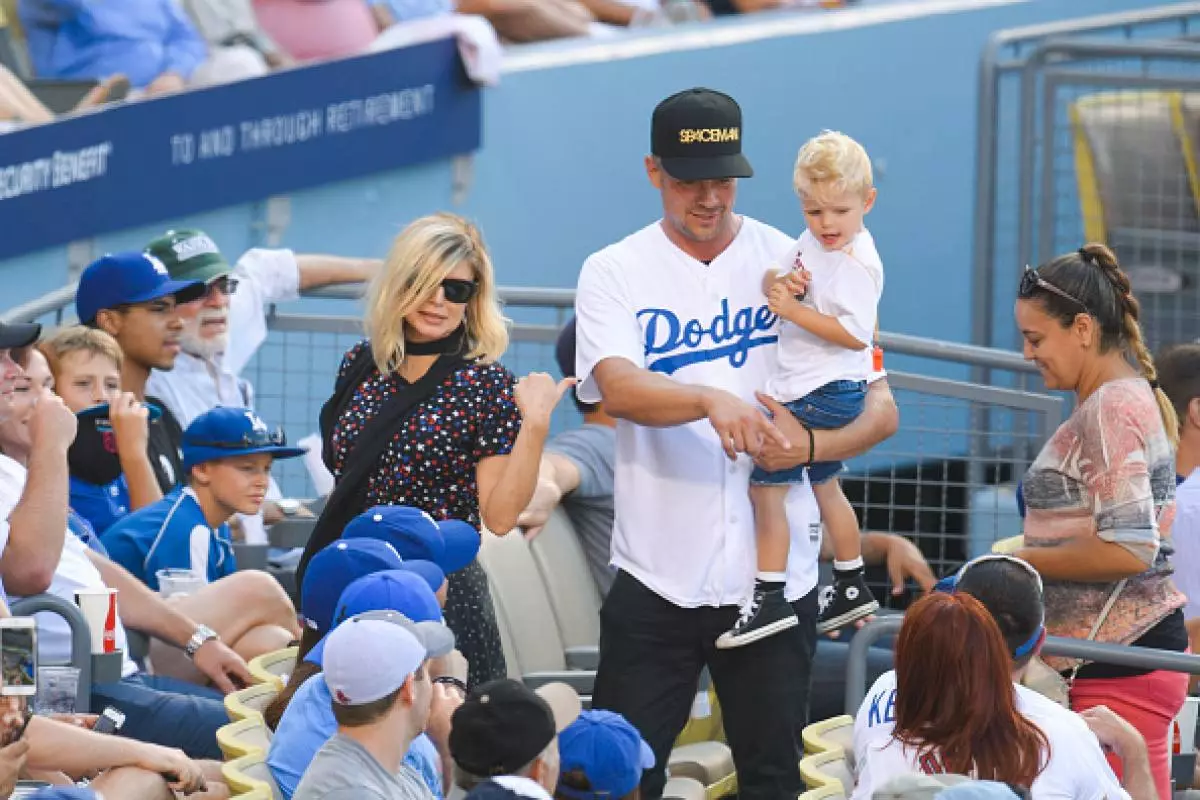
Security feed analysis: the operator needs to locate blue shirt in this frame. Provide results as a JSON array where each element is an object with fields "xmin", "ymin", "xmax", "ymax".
[
  {"xmin": 268, "ymin": 673, "xmax": 443, "ymax": 799},
  {"xmin": 19, "ymin": 0, "xmax": 208, "ymax": 87},
  {"xmin": 70, "ymin": 476, "xmax": 131, "ymax": 536},
  {"xmin": 100, "ymin": 487, "xmax": 235, "ymax": 591}
]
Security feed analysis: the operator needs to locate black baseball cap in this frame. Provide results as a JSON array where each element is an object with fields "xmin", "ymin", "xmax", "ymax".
[
  {"xmin": 651, "ymin": 88, "xmax": 753, "ymax": 181},
  {"xmin": 449, "ymin": 680, "xmax": 581, "ymax": 776},
  {"xmin": 554, "ymin": 317, "xmax": 576, "ymax": 380},
  {"xmin": 0, "ymin": 322, "xmax": 40, "ymax": 350}
]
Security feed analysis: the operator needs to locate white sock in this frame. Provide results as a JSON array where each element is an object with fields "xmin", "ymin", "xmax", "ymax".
[
  {"xmin": 833, "ymin": 557, "xmax": 864, "ymax": 572},
  {"xmin": 756, "ymin": 571, "xmax": 787, "ymax": 583}
]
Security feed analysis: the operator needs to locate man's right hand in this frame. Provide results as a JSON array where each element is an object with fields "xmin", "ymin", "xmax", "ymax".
[
  {"xmin": 702, "ymin": 388, "xmax": 789, "ymax": 461},
  {"xmin": 108, "ymin": 392, "xmax": 150, "ymax": 457},
  {"xmin": 29, "ymin": 391, "xmax": 77, "ymax": 453}
]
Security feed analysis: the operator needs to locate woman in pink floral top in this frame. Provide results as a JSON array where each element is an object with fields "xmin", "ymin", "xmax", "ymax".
[{"xmin": 1014, "ymin": 243, "xmax": 1185, "ymax": 800}]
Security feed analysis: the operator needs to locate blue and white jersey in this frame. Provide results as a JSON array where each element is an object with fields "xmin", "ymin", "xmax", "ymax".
[
  {"xmin": 575, "ymin": 218, "xmax": 831, "ymax": 608},
  {"xmin": 70, "ymin": 475, "xmax": 131, "ymax": 536},
  {"xmin": 100, "ymin": 486, "xmax": 235, "ymax": 591}
]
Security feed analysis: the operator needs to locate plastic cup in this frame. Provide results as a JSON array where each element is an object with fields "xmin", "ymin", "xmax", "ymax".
[
  {"xmin": 74, "ymin": 588, "xmax": 118, "ymax": 654},
  {"xmin": 34, "ymin": 666, "xmax": 78, "ymax": 715},
  {"xmin": 156, "ymin": 568, "xmax": 206, "ymax": 599}
]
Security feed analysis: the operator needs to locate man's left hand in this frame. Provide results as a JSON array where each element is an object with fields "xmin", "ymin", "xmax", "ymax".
[
  {"xmin": 192, "ymin": 640, "xmax": 253, "ymax": 694},
  {"xmin": 752, "ymin": 393, "xmax": 810, "ymax": 471}
]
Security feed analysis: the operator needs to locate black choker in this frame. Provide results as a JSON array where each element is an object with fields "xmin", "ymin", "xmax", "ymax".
[{"xmin": 406, "ymin": 325, "xmax": 467, "ymax": 356}]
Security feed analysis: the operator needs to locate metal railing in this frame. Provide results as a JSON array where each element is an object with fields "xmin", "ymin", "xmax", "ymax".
[
  {"xmin": 3, "ymin": 281, "xmax": 1064, "ymax": 587},
  {"xmin": 845, "ymin": 615, "xmax": 1200, "ymax": 715},
  {"xmin": 972, "ymin": 3, "xmax": 1200, "ymax": 362}
]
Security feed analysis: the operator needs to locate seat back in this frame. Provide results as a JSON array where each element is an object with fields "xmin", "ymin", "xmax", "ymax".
[
  {"xmin": 802, "ymin": 714, "xmax": 855, "ymax": 763},
  {"xmin": 478, "ymin": 531, "xmax": 568, "ymax": 674},
  {"xmin": 222, "ymin": 753, "xmax": 283, "ymax": 800},
  {"xmin": 527, "ymin": 508, "xmax": 601, "ymax": 649},
  {"xmin": 248, "ymin": 646, "xmax": 298, "ymax": 691},
  {"xmin": 799, "ymin": 749, "xmax": 850, "ymax": 792},
  {"xmin": 224, "ymin": 682, "xmax": 280, "ymax": 724},
  {"xmin": 0, "ymin": 0, "xmax": 31, "ymax": 79},
  {"xmin": 217, "ymin": 718, "xmax": 273, "ymax": 761},
  {"xmin": 797, "ymin": 785, "xmax": 846, "ymax": 800}
]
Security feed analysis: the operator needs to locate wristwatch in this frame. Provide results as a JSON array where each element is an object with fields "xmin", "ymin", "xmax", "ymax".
[{"xmin": 185, "ymin": 625, "xmax": 220, "ymax": 660}]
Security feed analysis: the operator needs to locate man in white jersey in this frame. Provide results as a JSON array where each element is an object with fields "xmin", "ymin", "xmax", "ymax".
[
  {"xmin": 574, "ymin": 87, "xmax": 899, "ymax": 799},
  {"xmin": 853, "ymin": 555, "xmax": 1153, "ymax": 800}
]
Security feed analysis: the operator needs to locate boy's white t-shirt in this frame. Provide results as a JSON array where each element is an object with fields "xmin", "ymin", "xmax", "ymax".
[
  {"xmin": 766, "ymin": 228, "xmax": 883, "ymax": 403},
  {"xmin": 851, "ymin": 670, "xmax": 1129, "ymax": 800}
]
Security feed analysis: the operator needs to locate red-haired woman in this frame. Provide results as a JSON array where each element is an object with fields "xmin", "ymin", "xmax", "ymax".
[{"xmin": 851, "ymin": 593, "xmax": 1048, "ymax": 799}]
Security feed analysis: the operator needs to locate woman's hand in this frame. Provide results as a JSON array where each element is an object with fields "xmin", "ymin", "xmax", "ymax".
[{"xmin": 515, "ymin": 373, "xmax": 576, "ymax": 428}]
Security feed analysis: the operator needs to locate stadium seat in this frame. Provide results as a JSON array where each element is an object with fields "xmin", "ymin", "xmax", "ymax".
[
  {"xmin": 798, "ymin": 785, "xmax": 847, "ymax": 800},
  {"xmin": 526, "ymin": 508, "xmax": 602, "ymax": 651},
  {"xmin": 668, "ymin": 741, "xmax": 737, "ymax": 798},
  {"xmin": 990, "ymin": 535, "xmax": 1024, "ymax": 555},
  {"xmin": 663, "ymin": 776, "xmax": 708, "ymax": 800},
  {"xmin": 232, "ymin": 787, "xmax": 273, "ymax": 800},
  {"xmin": 225, "ymin": 682, "xmax": 281, "ymax": 724},
  {"xmin": 247, "ymin": 646, "xmax": 297, "ymax": 691},
  {"xmin": 477, "ymin": 530, "xmax": 595, "ymax": 696},
  {"xmin": 222, "ymin": 752, "xmax": 283, "ymax": 799},
  {"xmin": 217, "ymin": 717, "xmax": 273, "ymax": 761},
  {"xmin": 800, "ymin": 748, "xmax": 853, "ymax": 793},
  {"xmin": 802, "ymin": 715, "xmax": 855, "ymax": 763}
]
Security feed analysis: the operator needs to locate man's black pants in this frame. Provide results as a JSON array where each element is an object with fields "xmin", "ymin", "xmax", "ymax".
[{"xmin": 592, "ymin": 570, "xmax": 817, "ymax": 800}]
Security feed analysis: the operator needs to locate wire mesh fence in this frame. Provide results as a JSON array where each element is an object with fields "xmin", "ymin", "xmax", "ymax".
[{"xmin": 973, "ymin": 3, "xmax": 1200, "ymax": 357}]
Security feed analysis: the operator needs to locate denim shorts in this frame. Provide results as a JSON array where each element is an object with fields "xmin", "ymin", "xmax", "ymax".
[{"xmin": 751, "ymin": 379, "xmax": 867, "ymax": 486}]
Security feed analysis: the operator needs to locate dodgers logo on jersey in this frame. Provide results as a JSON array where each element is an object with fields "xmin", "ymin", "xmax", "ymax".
[{"xmin": 639, "ymin": 299, "xmax": 776, "ymax": 375}]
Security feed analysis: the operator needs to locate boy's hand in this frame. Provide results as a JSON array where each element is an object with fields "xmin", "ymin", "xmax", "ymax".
[
  {"xmin": 767, "ymin": 282, "xmax": 804, "ymax": 318},
  {"xmin": 782, "ymin": 267, "xmax": 811, "ymax": 299}
]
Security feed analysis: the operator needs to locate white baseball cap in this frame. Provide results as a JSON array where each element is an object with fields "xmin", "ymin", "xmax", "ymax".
[{"xmin": 323, "ymin": 611, "xmax": 455, "ymax": 707}]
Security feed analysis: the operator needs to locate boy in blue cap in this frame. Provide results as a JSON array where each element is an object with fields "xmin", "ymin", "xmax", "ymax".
[
  {"xmin": 271, "ymin": 571, "xmax": 460, "ymax": 799},
  {"xmin": 556, "ymin": 710, "xmax": 656, "ymax": 800},
  {"xmin": 101, "ymin": 405, "xmax": 304, "ymax": 591},
  {"xmin": 77, "ymin": 251, "xmax": 206, "ymax": 493}
]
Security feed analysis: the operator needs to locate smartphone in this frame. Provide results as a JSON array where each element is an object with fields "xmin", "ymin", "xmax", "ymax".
[
  {"xmin": 92, "ymin": 706, "xmax": 125, "ymax": 735},
  {"xmin": 0, "ymin": 619, "xmax": 36, "ymax": 697}
]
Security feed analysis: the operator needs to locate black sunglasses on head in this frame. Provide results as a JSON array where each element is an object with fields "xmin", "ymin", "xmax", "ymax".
[
  {"xmin": 1018, "ymin": 266, "xmax": 1090, "ymax": 314},
  {"xmin": 440, "ymin": 278, "xmax": 478, "ymax": 304}
]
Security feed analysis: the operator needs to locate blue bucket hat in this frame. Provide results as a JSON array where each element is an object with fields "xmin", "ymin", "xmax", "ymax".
[
  {"xmin": 181, "ymin": 406, "xmax": 305, "ymax": 471},
  {"xmin": 558, "ymin": 710, "xmax": 656, "ymax": 799},
  {"xmin": 307, "ymin": 569, "xmax": 445, "ymax": 667},
  {"xmin": 76, "ymin": 251, "xmax": 205, "ymax": 325},
  {"xmin": 299, "ymin": 539, "xmax": 405, "ymax": 634},
  {"xmin": 343, "ymin": 505, "xmax": 480, "ymax": 575}
]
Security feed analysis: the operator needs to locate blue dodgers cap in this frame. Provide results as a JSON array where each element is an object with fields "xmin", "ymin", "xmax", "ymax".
[
  {"xmin": 558, "ymin": 710, "xmax": 656, "ymax": 799},
  {"xmin": 181, "ymin": 406, "xmax": 306, "ymax": 471},
  {"xmin": 300, "ymin": 539, "xmax": 405, "ymax": 634},
  {"xmin": 75, "ymin": 251, "xmax": 206, "ymax": 324},
  {"xmin": 308, "ymin": 569, "xmax": 445, "ymax": 667},
  {"xmin": 343, "ymin": 505, "xmax": 480, "ymax": 575},
  {"xmin": 399, "ymin": 559, "xmax": 446, "ymax": 595}
]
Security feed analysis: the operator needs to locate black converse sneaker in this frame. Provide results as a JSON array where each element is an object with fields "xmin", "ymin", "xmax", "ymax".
[
  {"xmin": 816, "ymin": 574, "xmax": 879, "ymax": 634},
  {"xmin": 716, "ymin": 588, "xmax": 799, "ymax": 649}
]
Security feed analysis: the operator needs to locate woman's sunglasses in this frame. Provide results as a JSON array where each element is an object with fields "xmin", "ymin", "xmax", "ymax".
[
  {"xmin": 1018, "ymin": 266, "xmax": 1089, "ymax": 314},
  {"xmin": 441, "ymin": 278, "xmax": 478, "ymax": 304}
]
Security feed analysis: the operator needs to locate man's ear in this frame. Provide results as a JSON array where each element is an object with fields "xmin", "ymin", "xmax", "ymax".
[
  {"xmin": 1189, "ymin": 397, "xmax": 1200, "ymax": 431},
  {"xmin": 93, "ymin": 309, "xmax": 122, "ymax": 338},
  {"xmin": 645, "ymin": 155, "xmax": 663, "ymax": 190}
]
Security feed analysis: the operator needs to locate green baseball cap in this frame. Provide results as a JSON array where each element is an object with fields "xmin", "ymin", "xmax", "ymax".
[{"xmin": 145, "ymin": 229, "xmax": 232, "ymax": 284}]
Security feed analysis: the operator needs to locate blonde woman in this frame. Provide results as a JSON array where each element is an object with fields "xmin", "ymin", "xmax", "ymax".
[{"xmin": 297, "ymin": 213, "xmax": 572, "ymax": 685}]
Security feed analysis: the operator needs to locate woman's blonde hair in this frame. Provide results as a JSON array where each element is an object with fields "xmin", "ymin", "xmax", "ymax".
[
  {"xmin": 37, "ymin": 325, "xmax": 123, "ymax": 381},
  {"xmin": 365, "ymin": 213, "xmax": 508, "ymax": 374}
]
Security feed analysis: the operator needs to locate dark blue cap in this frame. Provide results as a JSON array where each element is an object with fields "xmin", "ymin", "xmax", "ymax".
[
  {"xmin": 343, "ymin": 505, "xmax": 479, "ymax": 575},
  {"xmin": 307, "ymin": 569, "xmax": 444, "ymax": 666},
  {"xmin": 300, "ymin": 539, "xmax": 405, "ymax": 633},
  {"xmin": 76, "ymin": 251, "xmax": 205, "ymax": 324},
  {"xmin": 558, "ymin": 710, "xmax": 656, "ymax": 799},
  {"xmin": 181, "ymin": 406, "xmax": 305, "ymax": 471},
  {"xmin": 399, "ymin": 559, "xmax": 446, "ymax": 595}
]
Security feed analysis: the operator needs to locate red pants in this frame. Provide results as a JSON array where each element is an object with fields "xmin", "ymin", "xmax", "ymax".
[{"xmin": 1071, "ymin": 669, "xmax": 1189, "ymax": 800}]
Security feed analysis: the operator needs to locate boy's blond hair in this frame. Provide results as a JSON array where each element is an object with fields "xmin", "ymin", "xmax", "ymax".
[
  {"xmin": 793, "ymin": 130, "xmax": 873, "ymax": 199},
  {"xmin": 38, "ymin": 325, "xmax": 123, "ymax": 381}
]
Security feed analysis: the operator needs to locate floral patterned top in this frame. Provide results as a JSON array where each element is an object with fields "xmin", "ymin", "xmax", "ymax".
[
  {"xmin": 1023, "ymin": 377, "xmax": 1186, "ymax": 673},
  {"xmin": 329, "ymin": 340, "xmax": 520, "ymax": 528}
]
